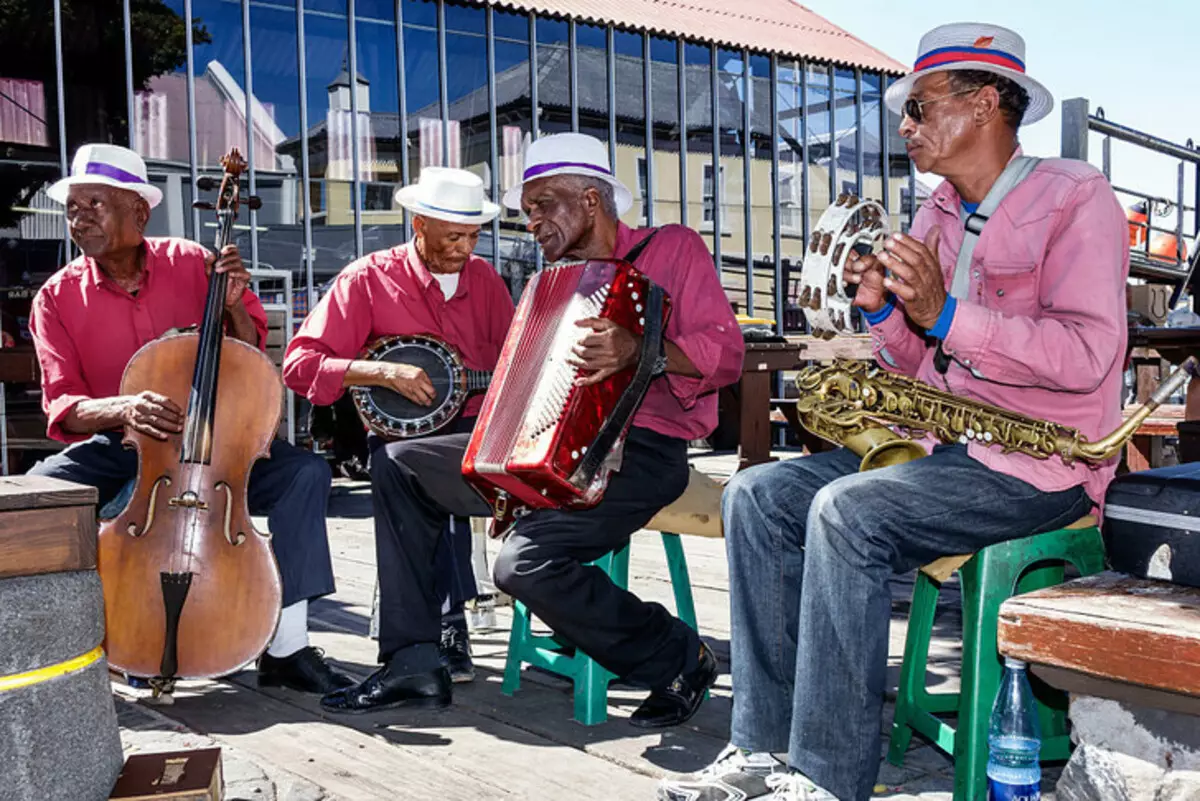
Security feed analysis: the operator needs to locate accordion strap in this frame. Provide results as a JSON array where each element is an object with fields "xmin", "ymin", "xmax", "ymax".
[{"xmin": 571, "ymin": 229, "xmax": 666, "ymax": 487}]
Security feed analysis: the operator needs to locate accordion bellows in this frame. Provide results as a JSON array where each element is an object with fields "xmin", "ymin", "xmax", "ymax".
[{"xmin": 462, "ymin": 259, "xmax": 670, "ymax": 513}]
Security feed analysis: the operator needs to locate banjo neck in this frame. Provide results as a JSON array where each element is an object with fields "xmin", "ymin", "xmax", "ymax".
[{"xmin": 465, "ymin": 369, "xmax": 492, "ymax": 393}]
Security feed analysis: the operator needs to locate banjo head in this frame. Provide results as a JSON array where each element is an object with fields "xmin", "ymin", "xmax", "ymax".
[{"xmin": 350, "ymin": 334, "xmax": 468, "ymax": 439}]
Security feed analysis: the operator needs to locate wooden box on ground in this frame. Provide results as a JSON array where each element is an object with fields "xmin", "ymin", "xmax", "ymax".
[
  {"xmin": 109, "ymin": 748, "xmax": 223, "ymax": 801},
  {"xmin": 0, "ymin": 474, "xmax": 124, "ymax": 801},
  {"xmin": 998, "ymin": 571, "xmax": 1200, "ymax": 800}
]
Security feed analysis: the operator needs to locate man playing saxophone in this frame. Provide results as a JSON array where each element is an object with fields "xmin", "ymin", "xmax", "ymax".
[{"xmin": 659, "ymin": 22, "xmax": 1128, "ymax": 801}]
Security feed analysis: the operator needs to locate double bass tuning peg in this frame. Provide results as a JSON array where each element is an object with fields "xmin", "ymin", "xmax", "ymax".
[
  {"xmin": 195, "ymin": 176, "xmax": 217, "ymax": 192},
  {"xmin": 246, "ymin": 196, "xmax": 263, "ymax": 211},
  {"xmin": 192, "ymin": 200, "xmax": 216, "ymax": 211}
]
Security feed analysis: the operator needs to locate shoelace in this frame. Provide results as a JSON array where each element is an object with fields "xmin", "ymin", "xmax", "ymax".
[{"xmin": 764, "ymin": 773, "xmax": 831, "ymax": 800}]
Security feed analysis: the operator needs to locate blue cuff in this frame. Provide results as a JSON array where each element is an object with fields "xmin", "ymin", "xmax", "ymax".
[
  {"xmin": 926, "ymin": 296, "xmax": 958, "ymax": 340},
  {"xmin": 862, "ymin": 299, "xmax": 896, "ymax": 326}
]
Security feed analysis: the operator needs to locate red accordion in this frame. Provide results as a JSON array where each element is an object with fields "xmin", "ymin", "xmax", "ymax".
[{"xmin": 461, "ymin": 259, "xmax": 670, "ymax": 529}]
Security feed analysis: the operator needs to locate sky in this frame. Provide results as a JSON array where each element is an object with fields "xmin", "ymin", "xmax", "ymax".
[{"xmin": 803, "ymin": 0, "xmax": 1198, "ymax": 226}]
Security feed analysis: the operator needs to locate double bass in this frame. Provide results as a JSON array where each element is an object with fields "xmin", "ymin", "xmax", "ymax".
[{"xmin": 97, "ymin": 149, "xmax": 283, "ymax": 695}]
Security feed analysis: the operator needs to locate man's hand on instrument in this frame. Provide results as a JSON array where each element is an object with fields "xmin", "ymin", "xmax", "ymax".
[
  {"xmin": 380, "ymin": 362, "xmax": 437, "ymax": 407},
  {"xmin": 121, "ymin": 391, "xmax": 185, "ymax": 441},
  {"xmin": 571, "ymin": 317, "xmax": 640, "ymax": 386},
  {"xmin": 206, "ymin": 244, "xmax": 251, "ymax": 312},
  {"xmin": 878, "ymin": 227, "xmax": 946, "ymax": 330},
  {"xmin": 843, "ymin": 249, "xmax": 889, "ymax": 313}
]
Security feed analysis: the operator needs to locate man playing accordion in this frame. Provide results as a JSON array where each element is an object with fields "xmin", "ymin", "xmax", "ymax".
[{"xmin": 660, "ymin": 22, "xmax": 1129, "ymax": 801}]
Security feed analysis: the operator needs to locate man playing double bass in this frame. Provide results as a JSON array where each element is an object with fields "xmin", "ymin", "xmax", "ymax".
[{"xmin": 26, "ymin": 144, "xmax": 351, "ymax": 695}]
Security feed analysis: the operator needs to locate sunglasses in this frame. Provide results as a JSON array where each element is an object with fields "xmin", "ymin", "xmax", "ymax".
[{"xmin": 902, "ymin": 87, "xmax": 980, "ymax": 124}]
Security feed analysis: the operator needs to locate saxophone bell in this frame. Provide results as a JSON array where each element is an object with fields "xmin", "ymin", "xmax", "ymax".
[{"xmin": 846, "ymin": 427, "xmax": 928, "ymax": 471}]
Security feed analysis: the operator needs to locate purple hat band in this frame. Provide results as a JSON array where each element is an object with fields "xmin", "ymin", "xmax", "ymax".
[
  {"xmin": 83, "ymin": 161, "xmax": 147, "ymax": 185},
  {"xmin": 522, "ymin": 160, "xmax": 613, "ymax": 181}
]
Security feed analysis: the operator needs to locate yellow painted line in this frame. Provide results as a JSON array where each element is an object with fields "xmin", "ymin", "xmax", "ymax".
[{"xmin": 0, "ymin": 645, "xmax": 104, "ymax": 693}]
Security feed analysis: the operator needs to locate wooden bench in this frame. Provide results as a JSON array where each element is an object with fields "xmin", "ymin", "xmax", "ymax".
[
  {"xmin": 997, "ymin": 572, "xmax": 1200, "ymax": 798},
  {"xmin": 1124, "ymin": 402, "xmax": 1184, "ymax": 472}
]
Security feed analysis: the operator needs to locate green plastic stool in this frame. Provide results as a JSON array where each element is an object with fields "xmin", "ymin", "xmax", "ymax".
[
  {"xmin": 886, "ymin": 520, "xmax": 1107, "ymax": 801},
  {"xmin": 501, "ymin": 532, "xmax": 700, "ymax": 725}
]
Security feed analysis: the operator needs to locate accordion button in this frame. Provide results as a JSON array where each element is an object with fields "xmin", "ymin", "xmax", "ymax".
[
  {"xmin": 632, "ymin": 291, "xmax": 640, "ymax": 300},
  {"xmin": 636, "ymin": 304, "xmax": 643, "ymax": 312},
  {"xmin": 572, "ymin": 450, "xmax": 579, "ymax": 459},
  {"xmin": 639, "ymin": 318, "xmax": 645, "ymax": 326}
]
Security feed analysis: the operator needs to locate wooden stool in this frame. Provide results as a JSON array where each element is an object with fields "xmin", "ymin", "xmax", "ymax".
[
  {"xmin": 500, "ymin": 465, "xmax": 723, "ymax": 725},
  {"xmin": 886, "ymin": 517, "xmax": 1107, "ymax": 801}
]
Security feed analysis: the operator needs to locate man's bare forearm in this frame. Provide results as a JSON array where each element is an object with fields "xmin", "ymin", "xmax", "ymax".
[
  {"xmin": 342, "ymin": 360, "xmax": 389, "ymax": 387},
  {"xmin": 62, "ymin": 397, "xmax": 126, "ymax": 435}
]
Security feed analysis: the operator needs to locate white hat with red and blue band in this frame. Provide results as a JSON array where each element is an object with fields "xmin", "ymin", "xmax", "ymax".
[{"xmin": 884, "ymin": 22, "xmax": 1053, "ymax": 126}]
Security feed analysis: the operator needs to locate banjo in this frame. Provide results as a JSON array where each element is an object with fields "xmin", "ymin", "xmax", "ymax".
[{"xmin": 350, "ymin": 334, "xmax": 491, "ymax": 440}]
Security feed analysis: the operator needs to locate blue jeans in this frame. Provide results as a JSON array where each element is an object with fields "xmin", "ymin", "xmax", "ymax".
[{"xmin": 722, "ymin": 444, "xmax": 1092, "ymax": 801}]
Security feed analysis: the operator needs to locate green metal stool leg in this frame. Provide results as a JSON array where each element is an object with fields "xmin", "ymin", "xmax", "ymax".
[
  {"xmin": 502, "ymin": 600, "xmax": 533, "ymax": 696},
  {"xmin": 888, "ymin": 569, "xmax": 942, "ymax": 766},
  {"xmin": 661, "ymin": 533, "xmax": 698, "ymax": 630}
]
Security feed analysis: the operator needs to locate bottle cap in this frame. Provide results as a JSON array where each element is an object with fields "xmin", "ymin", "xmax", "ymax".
[{"xmin": 1004, "ymin": 656, "xmax": 1027, "ymax": 669}]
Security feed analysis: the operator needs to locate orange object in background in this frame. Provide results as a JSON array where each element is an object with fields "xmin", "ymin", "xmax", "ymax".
[{"xmin": 1126, "ymin": 202, "xmax": 1189, "ymax": 263}]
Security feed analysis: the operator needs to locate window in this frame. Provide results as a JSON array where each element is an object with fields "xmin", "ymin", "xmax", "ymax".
[
  {"xmin": 637, "ymin": 157, "xmax": 648, "ymax": 225},
  {"xmin": 362, "ymin": 182, "xmax": 394, "ymax": 212},
  {"xmin": 703, "ymin": 163, "xmax": 725, "ymax": 229},
  {"xmin": 779, "ymin": 172, "xmax": 802, "ymax": 234},
  {"xmin": 0, "ymin": 78, "xmax": 49, "ymax": 146}
]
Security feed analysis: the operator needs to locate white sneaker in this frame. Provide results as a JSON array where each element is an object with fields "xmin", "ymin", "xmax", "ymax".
[
  {"xmin": 763, "ymin": 772, "xmax": 838, "ymax": 801},
  {"xmin": 657, "ymin": 743, "xmax": 787, "ymax": 801}
]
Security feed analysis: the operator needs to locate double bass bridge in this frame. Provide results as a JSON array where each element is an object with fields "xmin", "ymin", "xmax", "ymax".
[{"xmin": 167, "ymin": 490, "xmax": 208, "ymax": 511}]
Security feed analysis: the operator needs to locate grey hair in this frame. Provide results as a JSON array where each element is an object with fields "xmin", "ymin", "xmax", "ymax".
[{"xmin": 563, "ymin": 174, "xmax": 619, "ymax": 220}]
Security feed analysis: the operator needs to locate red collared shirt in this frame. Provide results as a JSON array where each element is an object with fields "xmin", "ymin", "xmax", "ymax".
[
  {"xmin": 282, "ymin": 242, "xmax": 515, "ymax": 416},
  {"xmin": 30, "ymin": 237, "xmax": 270, "ymax": 443},
  {"xmin": 614, "ymin": 222, "xmax": 746, "ymax": 440}
]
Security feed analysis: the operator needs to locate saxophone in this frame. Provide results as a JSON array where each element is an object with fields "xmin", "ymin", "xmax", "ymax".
[
  {"xmin": 794, "ymin": 194, "xmax": 1196, "ymax": 472},
  {"xmin": 794, "ymin": 358, "xmax": 1197, "ymax": 472}
]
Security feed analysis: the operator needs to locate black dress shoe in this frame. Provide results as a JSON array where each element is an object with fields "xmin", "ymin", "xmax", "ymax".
[
  {"xmin": 629, "ymin": 641, "xmax": 718, "ymax": 729},
  {"xmin": 320, "ymin": 663, "xmax": 452, "ymax": 715},
  {"xmin": 440, "ymin": 618, "xmax": 475, "ymax": 684},
  {"xmin": 257, "ymin": 646, "xmax": 355, "ymax": 695}
]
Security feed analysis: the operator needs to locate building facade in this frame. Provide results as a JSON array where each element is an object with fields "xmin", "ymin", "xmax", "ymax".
[{"xmin": 0, "ymin": 0, "xmax": 916, "ymax": 349}]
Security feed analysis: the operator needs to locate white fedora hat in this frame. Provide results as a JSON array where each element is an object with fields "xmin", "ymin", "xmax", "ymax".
[
  {"xmin": 47, "ymin": 143, "xmax": 163, "ymax": 208},
  {"xmin": 501, "ymin": 132, "xmax": 633, "ymax": 215},
  {"xmin": 885, "ymin": 22, "xmax": 1054, "ymax": 126},
  {"xmin": 395, "ymin": 166, "xmax": 500, "ymax": 225}
]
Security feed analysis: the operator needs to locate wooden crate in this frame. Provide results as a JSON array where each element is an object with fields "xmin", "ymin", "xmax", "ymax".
[{"xmin": 0, "ymin": 475, "xmax": 97, "ymax": 579}]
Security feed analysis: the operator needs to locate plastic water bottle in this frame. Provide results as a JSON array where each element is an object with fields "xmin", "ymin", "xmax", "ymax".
[{"xmin": 987, "ymin": 657, "xmax": 1042, "ymax": 801}]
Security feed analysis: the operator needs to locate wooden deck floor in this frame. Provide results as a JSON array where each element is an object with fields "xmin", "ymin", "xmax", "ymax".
[{"xmin": 112, "ymin": 449, "xmax": 1065, "ymax": 801}]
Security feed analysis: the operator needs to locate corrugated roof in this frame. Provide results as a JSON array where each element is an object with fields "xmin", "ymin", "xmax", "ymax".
[{"xmin": 477, "ymin": 0, "xmax": 909, "ymax": 75}]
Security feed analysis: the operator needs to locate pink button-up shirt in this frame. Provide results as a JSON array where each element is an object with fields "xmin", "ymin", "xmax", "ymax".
[
  {"xmin": 29, "ymin": 237, "xmax": 270, "ymax": 443},
  {"xmin": 282, "ymin": 243, "xmax": 515, "ymax": 417},
  {"xmin": 615, "ymin": 222, "xmax": 745, "ymax": 440},
  {"xmin": 869, "ymin": 156, "xmax": 1129, "ymax": 509}
]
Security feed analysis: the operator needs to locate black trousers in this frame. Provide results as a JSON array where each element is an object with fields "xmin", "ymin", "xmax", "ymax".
[
  {"xmin": 28, "ymin": 432, "xmax": 336, "ymax": 607},
  {"xmin": 372, "ymin": 424, "xmax": 698, "ymax": 689}
]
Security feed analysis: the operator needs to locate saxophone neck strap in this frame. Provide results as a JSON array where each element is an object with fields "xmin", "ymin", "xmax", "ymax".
[{"xmin": 935, "ymin": 155, "xmax": 1040, "ymax": 375}]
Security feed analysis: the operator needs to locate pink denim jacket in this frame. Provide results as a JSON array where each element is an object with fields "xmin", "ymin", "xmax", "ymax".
[{"xmin": 869, "ymin": 155, "xmax": 1130, "ymax": 510}]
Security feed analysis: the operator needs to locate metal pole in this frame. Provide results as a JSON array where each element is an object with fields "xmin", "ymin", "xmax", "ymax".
[
  {"xmin": 123, "ymin": 0, "xmax": 135, "ymax": 147},
  {"xmin": 297, "ymin": 0, "xmax": 315, "ymax": 309},
  {"xmin": 606, "ymin": 25, "xmax": 616, "ymax": 171},
  {"xmin": 242, "ymin": 0, "xmax": 259, "ymax": 269},
  {"xmin": 486, "ymin": 6, "xmax": 500, "ymax": 268},
  {"xmin": 854, "ymin": 68, "xmax": 864, "ymax": 196},
  {"xmin": 396, "ymin": 0, "xmax": 410, "ymax": 238},
  {"xmin": 741, "ymin": 49, "xmax": 753, "ymax": 316},
  {"xmin": 569, "ymin": 19, "xmax": 579, "ymax": 132},
  {"xmin": 437, "ymin": 0, "xmax": 449, "ymax": 162},
  {"xmin": 828, "ymin": 66, "xmax": 837, "ymax": 203},
  {"xmin": 184, "ymin": 0, "xmax": 200, "ymax": 239},
  {"xmin": 1060, "ymin": 97, "xmax": 1089, "ymax": 161},
  {"xmin": 531, "ymin": 12, "xmax": 542, "ymax": 272},
  {"xmin": 677, "ymin": 38, "xmax": 687, "ymax": 226},
  {"xmin": 711, "ymin": 43, "xmax": 721, "ymax": 274},
  {"xmin": 348, "ymin": 0, "xmax": 364, "ymax": 258},
  {"xmin": 644, "ymin": 32, "xmax": 654, "ymax": 227},
  {"xmin": 0, "ymin": 384, "xmax": 6, "ymax": 475},
  {"xmin": 770, "ymin": 54, "xmax": 782, "ymax": 335},
  {"xmin": 800, "ymin": 59, "xmax": 810, "ymax": 250},
  {"xmin": 880, "ymin": 73, "xmax": 890, "ymax": 213},
  {"xmin": 53, "ymin": 0, "xmax": 70, "ymax": 255}
]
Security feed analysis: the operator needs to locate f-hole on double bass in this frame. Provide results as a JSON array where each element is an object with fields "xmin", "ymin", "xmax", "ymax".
[{"xmin": 97, "ymin": 149, "xmax": 283, "ymax": 696}]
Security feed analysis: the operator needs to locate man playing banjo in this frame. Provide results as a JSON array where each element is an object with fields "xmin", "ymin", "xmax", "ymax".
[{"xmin": 283, "ymin": 167, "xmax": 514, "ymax": 700}]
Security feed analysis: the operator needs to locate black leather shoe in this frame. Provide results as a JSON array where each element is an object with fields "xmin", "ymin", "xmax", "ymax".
[
  {"xmin": 320, "ymin": 663, "xmax": 452, "ymax": 715},
  {"xmin": 440, "ymin": 618, "xmax": 475, "ymax": 684},
  {"xmin": 257, "ymin": 646, "xmax": 355, "ymax": 695},
  {"xmin": 628, "ymin": 641, "xmax": 718, "ymax": 729}
]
